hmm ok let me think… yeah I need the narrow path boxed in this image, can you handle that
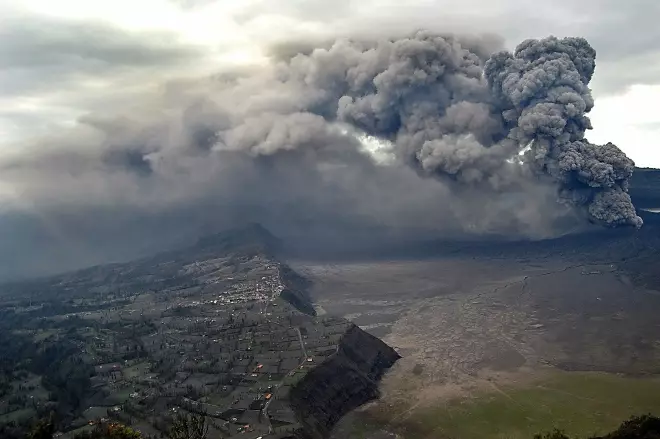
[295,327,308,359]
[488,382,520,406]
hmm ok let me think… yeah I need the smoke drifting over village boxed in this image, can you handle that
[0,31,643,276]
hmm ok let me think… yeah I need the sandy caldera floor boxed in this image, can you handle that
[291,256,660,424]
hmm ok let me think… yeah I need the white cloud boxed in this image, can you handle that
[589,85,660,167]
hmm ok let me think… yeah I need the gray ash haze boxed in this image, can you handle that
[0,28,645,278]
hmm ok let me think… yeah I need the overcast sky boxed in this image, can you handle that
[0,0,659,167]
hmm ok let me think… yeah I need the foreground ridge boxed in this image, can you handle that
[0,225,399,439]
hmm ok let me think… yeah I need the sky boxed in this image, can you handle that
[0,0,659,279]
[1,0,659,167]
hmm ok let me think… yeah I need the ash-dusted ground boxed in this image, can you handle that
[293,257,660,381]
[290,220,660,437]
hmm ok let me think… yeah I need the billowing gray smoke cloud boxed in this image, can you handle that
[0,31,641,278]
[484,36,642,227]
[297,32,641,226]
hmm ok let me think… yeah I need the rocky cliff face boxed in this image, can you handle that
[287,324,400,439]
[279,264,317,316]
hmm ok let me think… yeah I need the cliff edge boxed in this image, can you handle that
[288,324,401,438]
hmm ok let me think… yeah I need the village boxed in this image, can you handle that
[0,231,351,439]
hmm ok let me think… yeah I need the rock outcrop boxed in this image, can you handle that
[279,264,317,316]
[288,324,400,438]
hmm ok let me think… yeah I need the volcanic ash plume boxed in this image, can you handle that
[0,33,643,266]
[306,32,641,227]
[484,36,642,228]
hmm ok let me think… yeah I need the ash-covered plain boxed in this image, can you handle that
[290,206,660,438]
[294,218,660,377]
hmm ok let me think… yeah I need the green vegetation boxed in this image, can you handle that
[24,417,144,439]
[168,413,209,439]
[353,372,660,439]
[535,415,660,439]
[25,415,55,439]
[73,423,142,439]
[0,408,36,424]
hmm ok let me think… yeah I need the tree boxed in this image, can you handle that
[168,413,208,439]
[599,414,660,439]
[533,415,660,439]
[74,423,142,439]
[25,414,55,439]
[534,430,571,439]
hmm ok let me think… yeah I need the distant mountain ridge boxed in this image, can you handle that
[0,224,293,305]
[194,222,283,255]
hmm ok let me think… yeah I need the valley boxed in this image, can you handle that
[291,213,660,439]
